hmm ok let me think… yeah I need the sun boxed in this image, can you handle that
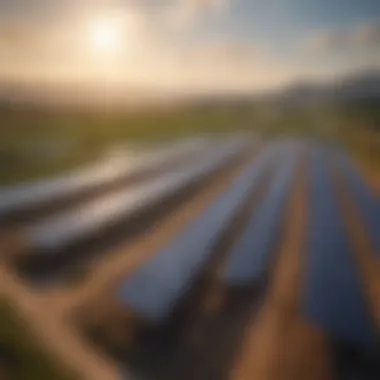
[89,17,121,55]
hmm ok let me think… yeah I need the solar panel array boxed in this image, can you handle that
[334,149,380,252]
[2,135,379,379]
[114,142,283,323]
[24,138,248,252]
[222,146,299,286]
[303,149,375,347]
[112,142,379,379]
[0,138,210,217]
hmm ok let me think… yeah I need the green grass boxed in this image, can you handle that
[0,300,78,380]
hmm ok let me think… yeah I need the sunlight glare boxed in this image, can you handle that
[90,17,121,55]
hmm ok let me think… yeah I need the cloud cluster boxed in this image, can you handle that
[352,22,380,46]
[154,0,228,29]
[306,20,380,54]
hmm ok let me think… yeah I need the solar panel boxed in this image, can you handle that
[222,148,298,286]
[303,148,375,347]
[0,138,211,217]
[334,149,380,252]
[114,142,284,323]
[25,138,248,252]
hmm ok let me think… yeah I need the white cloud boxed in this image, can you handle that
[306,21,380,54]
[132,39,302,94]
[350,21,380,47]
[181,0,229,14]
[305,30,344,53]
[159,0,229,28]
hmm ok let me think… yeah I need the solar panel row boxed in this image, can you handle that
[114,142,283,323]
[334,149,380,252]
[25,138,249,252]
[222,148,299,286]
[303,149,375,347]
[0,138,210,217]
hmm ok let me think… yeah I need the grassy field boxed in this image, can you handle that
[0,99,379,184]
[0,103,258,184]
[0,301,77,380]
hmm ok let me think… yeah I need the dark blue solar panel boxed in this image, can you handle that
[114,142,284,323]
[303,149,375,347]
[334,149,380,252]
[222,150,298,286]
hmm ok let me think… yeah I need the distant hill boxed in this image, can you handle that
[0,79,186,112]
[1,68,379,112]
[278,69,380,104]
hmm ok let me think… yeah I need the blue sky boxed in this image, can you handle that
[0,0,379,95]
[191,0,380,48]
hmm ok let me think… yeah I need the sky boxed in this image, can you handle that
[0,0,379,97]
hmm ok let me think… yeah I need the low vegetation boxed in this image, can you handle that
[0,99,378,184]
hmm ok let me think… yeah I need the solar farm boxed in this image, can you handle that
[0,135,379,380]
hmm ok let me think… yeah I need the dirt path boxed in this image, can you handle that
[356,159,380,196]
[0,265,120,380]
[229,159,333,380]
